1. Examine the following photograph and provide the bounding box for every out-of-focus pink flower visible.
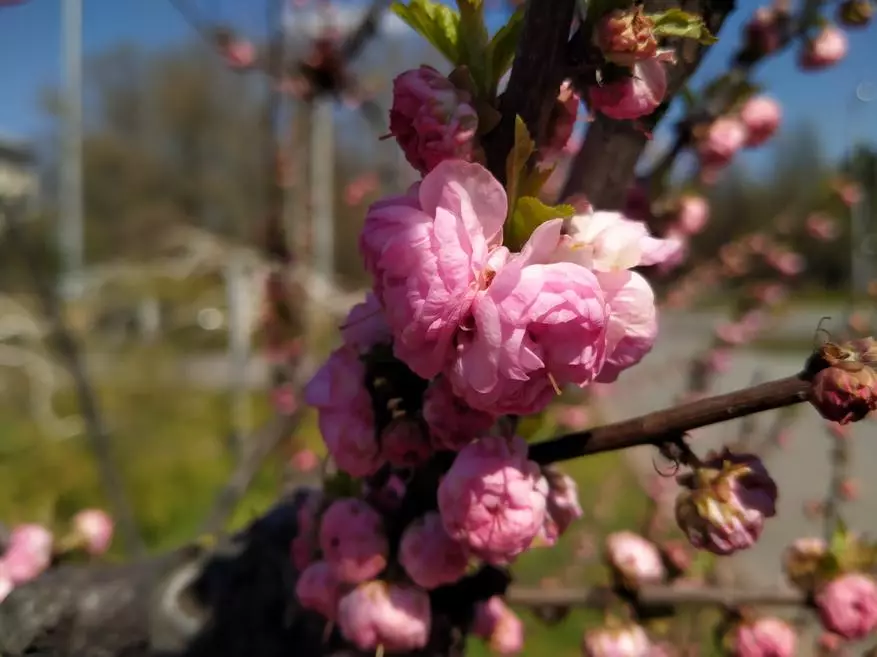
[750,282,787,306]
[799,25,848,70]
[319,499,389,584]
[675,450,778,555]
[588,56,668,120]
[220,38,256,70]
[337,581,431,652]
[389,65,479,175]
[544,470,584,539]
[542,81,580,161]
[739,96,782,148]
[290,448,320,473]
[605,531,666,588]
[271,383,298,415]
[473,596,525,655]
[698,117,748,169]
[803,499,826,520]
[705,348,733,374]
[449,221,608,415]
[380,418,432,468]
[438,435,547,564]
[783,536,827,593]
[399,512,469,590]
[0,562,13,603]
[291,489,323,570]
[834,180,862,207]
[839,478,859,501]
[731,617,796,657]
[816,573,877,640]
[595,6,659,66]
[715,322,750,346]
[817,632,843,654]
[806,213,839,241]
[676,195,709,235]
[360,160,506,379]
[828,421,851,440]
[595,270,657,383]
[582,622,652,656]
[304,346,382,477]
[295,560,342,620]
[3,524,53,584]
[422,377,496,451]
[765,249,805,276]
[340,293,391,353]
[555,404,590,429]
[344,172,380,206]
[71,509,114,556]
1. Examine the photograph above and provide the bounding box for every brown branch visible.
[483,0,578,182]
[528,373,811,464]
[507,584,807,608]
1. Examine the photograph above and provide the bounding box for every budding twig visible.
[528,373,811,464]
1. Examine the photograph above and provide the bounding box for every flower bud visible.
[71,509,114,556]
[595,7,658,66]
[3,524,53,584]
[473,596,525,655]
[744,7,782,56]
[675,450,778,555]
[588,57,668,120]
[697,117,748,169]
[782,537,827,593]
[319,499,389,584]
[798,25,848,71]
[676,195,709,235]
[809,360,877,425]
[544,469,584,538]
[838,0,872,28]
[582,622,651,656]
[730,616,797,657]
[604,531,666,589]
[337,581,431,652]
[816,573,877,640]
[295,560,342,620]
[739,96,781,148]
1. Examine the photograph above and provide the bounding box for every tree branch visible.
[528,373,811,464]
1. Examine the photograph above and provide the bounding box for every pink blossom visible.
[835,180,862,207]
[732,617,797,657]
[745,7,782,55]
[291,489,323,570]
[220,38,256,70]
[270,384,298,415]
[0,565,11,602]
[595,271,658,383]
[816,573,877,640]
[295,561,342,620]
[337,581,431,652]
[698,117,748,169]
[304,346,383,477]
[399,512,469,589]
[817,632,844,654]
[438,435,547,564]
[381,418,432,468]
[799,25,848,70]
[389,65,479,174]
[582,623,652,656]
[359,160,506,379]
[340,293,391,353]
[319,499,389,584]
[290,448,320,473]
[605,531,666,588]
[344,172,380,206]
[422,377,496,451]
[766,249,805,276]
[715,322,750,346]
[705,348,733,374]
[750,282,787,305]
[806,214,839,241]
[473,596,525,654]
[739,96,782,148]
[839,478,859,500]
[588,56,668,120]
[71,509,114,556]
[3,524,53,584]
[676,195,709,235]
[675,450,778,555]
[555,404,590,429]
[542,81,580,161]
[449,221,608,415]
[539,470,584,543]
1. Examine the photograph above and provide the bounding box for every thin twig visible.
[529,373,811,464]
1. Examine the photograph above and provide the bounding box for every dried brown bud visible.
[838,0,873,27]
[594,7,658,67]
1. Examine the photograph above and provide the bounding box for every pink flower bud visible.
[337,581,431,652]
[809,362,877,425]
[380,418,432,468]
[816,573,877,640]
[739,96,781,148]
[731,617,797,657]
[744,7,782,55]
[588,56,668,120]
[582,622,652,656]
[799,25,848,70]
[698,117,748,169]
[71,509,114,556]
[399,512,469,590]
[438,436,547,565]
[806,213,839,241]
[3,524,53,584]
[295,560,342,620]
[676,195,710,235]
[220,38,256,70]
[595,6,658,66]
[605,531,666,588]
[422,377,495,452]
[389,65,479,175]
[473,596,525,655]
[319,499,389,584]
[290,448,320,473]
[839,478,859,501]
[675,450,778,555]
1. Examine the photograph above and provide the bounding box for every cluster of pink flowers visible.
[697,95,781,179]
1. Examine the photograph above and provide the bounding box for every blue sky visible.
[0,0,875,170]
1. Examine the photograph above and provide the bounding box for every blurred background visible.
[0,1,875,654]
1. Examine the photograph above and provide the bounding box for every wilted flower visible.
[815,573,877,640]
[605,531,666,589]
[542,81,580,161]
[582,622,651,656]
[337,581,431,651]
[809,359,877,425]
[838,0,873,27]
[739,96,781,148]
[595,6,658,66]
[799,25,848,70]
[675,450,778,555]
[399,512,469,590]
[473,596,525,655]
[319,499,389,584]
[295,560,342,620]
[730,617,797,657]
[71,509,114,556]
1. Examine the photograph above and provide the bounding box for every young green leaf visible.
[392,0,462,63]
[456,0,490,94]
[485,6,524,94]
[649,8,719,44]
[519,164,558,199]
[506,197,575,252]
[505,116,536,221]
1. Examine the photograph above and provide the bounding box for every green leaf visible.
[504,116,536,221]
[518,410,556,442]
[649,8,718,44]
[392,0,461,63]
[506,196,575,251]
[830,516,850,555]
[520,163,557,198]
[485,6,524,94]
[456,0,490,91]
[324,471,361,499]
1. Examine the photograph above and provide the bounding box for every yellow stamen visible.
[548,372,562,396]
